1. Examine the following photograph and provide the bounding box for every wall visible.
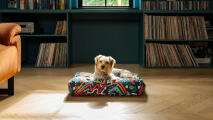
[71,13,140,64]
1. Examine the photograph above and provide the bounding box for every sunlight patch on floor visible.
[0,91,66,115]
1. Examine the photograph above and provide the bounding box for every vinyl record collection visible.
[55,20,67,35]
[143,0,211,10]
[144,15,208,40]
[146,43,199,67]
[36,42,67,67]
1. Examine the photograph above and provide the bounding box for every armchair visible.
[0,23,21,95]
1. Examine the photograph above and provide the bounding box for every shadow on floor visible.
[64,92,148,109]
[0,96,11,102]
[64,92,148,103]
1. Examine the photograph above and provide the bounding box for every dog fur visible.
[93,55,138,80]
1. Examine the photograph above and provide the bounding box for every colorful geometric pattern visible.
[68,72,145,96]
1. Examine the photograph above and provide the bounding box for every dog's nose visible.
[101,65,105,70]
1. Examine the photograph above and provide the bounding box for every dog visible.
[93,55,138,80]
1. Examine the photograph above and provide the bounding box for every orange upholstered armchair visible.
[0,23,21,95]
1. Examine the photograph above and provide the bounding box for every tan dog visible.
[93,55,138,80]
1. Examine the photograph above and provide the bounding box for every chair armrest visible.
[0,23,21,45]
[0,23,22,72]
[12,35,21,72]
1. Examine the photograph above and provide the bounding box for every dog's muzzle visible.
[101,65,105,70]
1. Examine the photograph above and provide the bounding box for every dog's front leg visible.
[110,73,119,82]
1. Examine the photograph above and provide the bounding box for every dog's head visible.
[94,55,116,75]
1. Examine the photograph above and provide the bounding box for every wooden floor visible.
[0,64,213,120]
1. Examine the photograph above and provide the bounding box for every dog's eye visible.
[99,61,102,63]
[106,62,109,64]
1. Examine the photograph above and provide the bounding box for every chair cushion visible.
[68,72,145,96]
[0,44,18,84]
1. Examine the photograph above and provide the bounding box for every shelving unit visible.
[0,9,69,13]
[70,9,141,13]
[0,0,212,68]
[21,34,67,37]
[0,0,71,68]
[143,10,213,14]
[146,40,213,42]
[142,0,213,68]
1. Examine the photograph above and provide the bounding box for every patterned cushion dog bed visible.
[68,72,145,96]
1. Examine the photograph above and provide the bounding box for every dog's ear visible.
[94,55,103,64]
[109,56,116,67]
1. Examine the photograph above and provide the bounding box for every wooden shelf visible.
[0,9,141,14]
[143,10,213,14]
[146,39,213,42]
[70,9,140,13]
[22,64,67,68]
[145,65,213,68]
[21,34,67,37]
[1,9,212,14]
[0,9,68,13]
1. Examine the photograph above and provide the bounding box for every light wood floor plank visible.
[0,64,213,120]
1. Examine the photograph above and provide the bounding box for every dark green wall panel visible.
[0,0,6,9]
[71,14,139,64]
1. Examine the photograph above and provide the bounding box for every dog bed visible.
[68,72,145,96]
